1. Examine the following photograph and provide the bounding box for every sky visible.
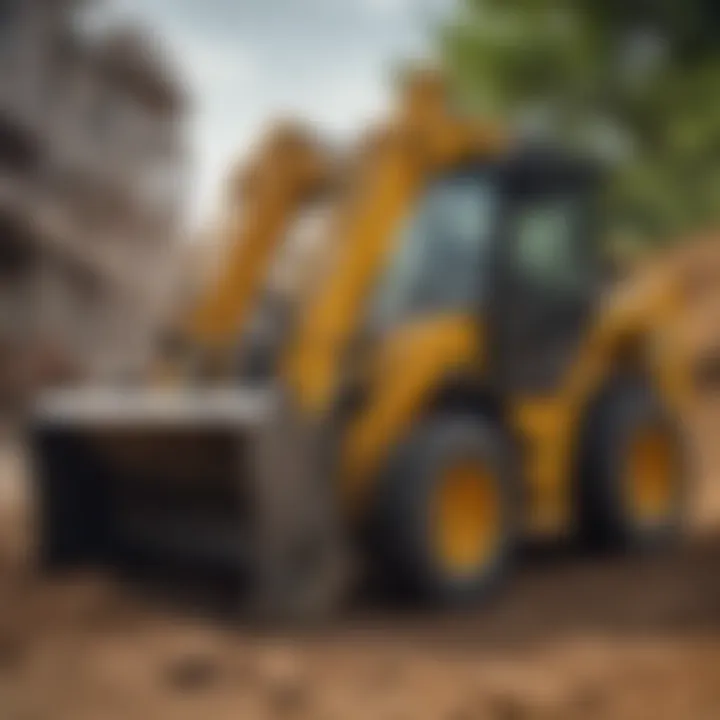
[94,0,454,230]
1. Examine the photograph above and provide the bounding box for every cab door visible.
[491,164,601,394]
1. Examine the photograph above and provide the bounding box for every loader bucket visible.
[30,387,348,618]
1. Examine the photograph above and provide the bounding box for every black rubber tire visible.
[577,380,687,553]
[371,415,520,609]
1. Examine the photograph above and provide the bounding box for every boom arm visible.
[283,72,507,415]
[178,124,331,371]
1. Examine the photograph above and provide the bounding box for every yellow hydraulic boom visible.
[165,122,333,378]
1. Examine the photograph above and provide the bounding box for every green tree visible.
[441,0,720,247]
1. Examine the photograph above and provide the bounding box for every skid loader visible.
[31,72,692,618]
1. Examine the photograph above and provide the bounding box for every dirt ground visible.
[2,405,720,720]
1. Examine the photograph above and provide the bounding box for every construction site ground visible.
[1,401,720,720]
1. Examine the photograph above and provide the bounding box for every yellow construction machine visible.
[31,72,692,617]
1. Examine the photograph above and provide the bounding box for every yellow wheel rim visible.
[433,460,501,576]
[625,427,676,525]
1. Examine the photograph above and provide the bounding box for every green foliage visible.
[441,0,720,245]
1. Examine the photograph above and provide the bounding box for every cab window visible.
[370,173,498,327]
[512,195,592,296]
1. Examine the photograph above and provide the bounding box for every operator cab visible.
[370,147,604,393]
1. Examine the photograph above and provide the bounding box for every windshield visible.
[370,173,498,328]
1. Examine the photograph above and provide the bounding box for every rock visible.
[164,652,221,693]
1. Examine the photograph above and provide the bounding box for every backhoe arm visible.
[178,124,331,370]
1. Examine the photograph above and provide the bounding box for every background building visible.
[0,0,188,412]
